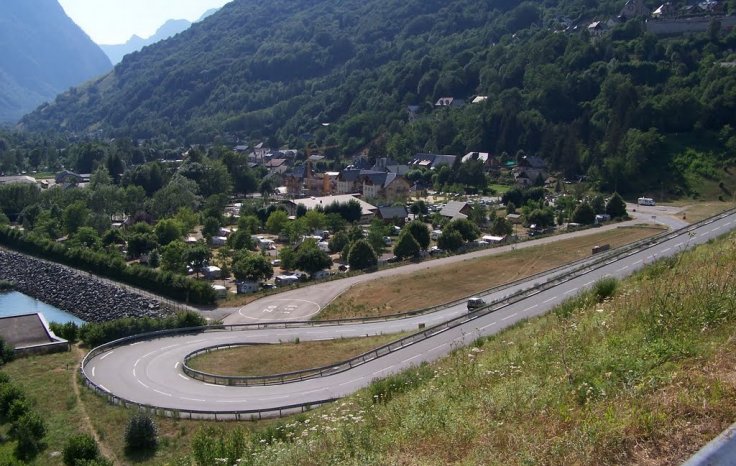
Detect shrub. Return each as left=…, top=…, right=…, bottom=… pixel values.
left=367, top=363, right=433, bottom=404
left=12, top=412, right=46, bottom=460
left=593, top=277, right=618, bottom=302
left=63, top=434, right=100, bottom=466
left=49, top=322, right=80, bottom=343
left=79, top=311, right=207, bottom=348
left=125, top=413, right=158, bottom=452
left=0, top=336, right=14, bottom=365
left=0, top=383, right=25, bottom=417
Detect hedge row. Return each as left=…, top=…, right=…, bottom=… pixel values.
left=79, top=310, right=208, bottom=348
left=0, top=226, right=215, bottom=305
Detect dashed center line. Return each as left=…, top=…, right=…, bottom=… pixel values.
left=178, top=374, right=189, bottom=381
left=523, top=304, right=538, bottom=313
left=152, top=389, right=171, bottom=397
left=564, top=287, right=579, bottom=295
left=100, top=351, right=114, bottom=360
left=501, top=312, right=518, bottom=321
left=430, top=343, right=448, bottom=352
left=339, top=377, right=365, bottom=387
left=662, top=247, right=671, bottom=253
left=543, top=296, right=557, bottom=304
left=373, top=365, right=394, bottom=376
left=616, top=265, right=628, bottom=272
left=480, top=321, right=497, bottom=330
left=402, top=354, right=423, bottom=364
left=91, top=367, right=95, bottom=377
left=137, top=380, right=149, bottom=389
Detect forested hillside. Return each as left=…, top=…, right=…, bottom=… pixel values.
left=19, top=0, right=736, bottom=194
left=0, top=0, right=111, bottom=122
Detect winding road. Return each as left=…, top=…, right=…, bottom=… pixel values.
left=83, top=207, right=735, bottom=418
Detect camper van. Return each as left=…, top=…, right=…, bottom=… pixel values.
left=637, top=197, right=656, bottom=206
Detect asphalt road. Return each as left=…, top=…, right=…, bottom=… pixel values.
left=85, top=208, right=735, bottom=415
left=217, top=203, right=686, bottom=324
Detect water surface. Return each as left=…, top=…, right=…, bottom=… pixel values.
left=0, top=291, right=85, bottom=325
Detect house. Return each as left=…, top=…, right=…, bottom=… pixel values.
left=336, top=169, right=366, bottom=194
left=361, top=172, right=411, bottom=200
left=440, top=201, right=473, bottom=221
left=462, top=152, right=499, bottom=171
left=264, top=158, right=289, bottom=173
left=410, top=153, right=457, bottom=170
left=435, top=97, right=465, bottom=108
left=620, top=0, right=651, bottom=19
left=233, top=144, right=249, bottom=153
left=587, top=21, right=608, bottom=37
left=284, top=194, right=377, bottom=223
left=652, top=2, right=676, bottom=18
left=482, top=235, right=507, bottom=244
left=55, top=170, right=90, bottom=185
left=471, top=96, right=488, bottom=104
left=371, top=157, right=411, bottom=176
left=506, top=213, right=522, bottom=224
left=0, top=175, right=38, bottom=185
left=377, top=206, right=409, bottom=226
left=275, top=275, right=300, bottom=286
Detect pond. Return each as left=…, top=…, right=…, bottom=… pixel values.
left=0, top=291, right=85, bottom=325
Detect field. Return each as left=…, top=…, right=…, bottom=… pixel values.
left=317, top=226, right=664, bottom=320
left=188, top=333, right=407, bottom=377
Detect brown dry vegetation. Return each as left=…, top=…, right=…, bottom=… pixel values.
left=189, top=231, right=736, bottom=465
left=318, top=226, right=664, bottom=320
left=187, top=333, right=407, bottom=377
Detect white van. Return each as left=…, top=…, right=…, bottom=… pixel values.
left=637, top=197, right=656, bottom=206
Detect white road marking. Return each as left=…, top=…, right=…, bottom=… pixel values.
left=152, top=389, right=171, bottom=397
left=616, top=266, right=628, bottom=272
left=175, top=362, right=180, bottom=369
left=204, top=383, right=226, bottom=388
left=178, top=374, right=189, bottom=381
left=543, top=297, right=557, bottom=304
left=583, top=281, right=594, bottom=287
left=430, top=343, right=447, bottom=352
left=303, top=389, right=324, bottom=395
left=633, top=260, right=642, bottom=265
left=137, top=380, right=149, bottom=389
left=675, top=242, right=683, bottom=248
left=100, top=351, right=114, bottom=360
left=523, top=304, right=538, bottom=312
left=662, top=247, right=671, bottom=253
left=216, top=399, right=247, bottom=403
left=480, top=321, right=497, bottom=330
left=564, top=287, right=579, bottom=295
left=134, top=359, right=140, bottom=368
left=142, top=351, right=157, bottom=359
left=339, top=377, right=365, bottom=387
left=373, top=365, right=394, bottom=376
left=99, top=385, right=110, bottom=393
left=161, top=344, right=179, bottom=350
left=402, top=354, right=423, bottom=364
left=180, top=397, right=205, bottom=402
left=501, top=312, right=518, bottom=321
left=132, top=368, right=136, bottom=377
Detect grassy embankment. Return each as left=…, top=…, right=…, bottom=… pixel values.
left=182, top=231, right=736, bottom=465
left=318, top=225, right=663, bottom=320
left=187, top=333, right=408, bottom=377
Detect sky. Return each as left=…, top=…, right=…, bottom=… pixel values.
left=57, top=0, right=233, bottom=45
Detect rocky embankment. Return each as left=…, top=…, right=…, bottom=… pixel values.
left=0, top=250, right=171, bottom=322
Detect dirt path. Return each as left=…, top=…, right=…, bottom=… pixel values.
left=71, top=345, right=119, bottom=464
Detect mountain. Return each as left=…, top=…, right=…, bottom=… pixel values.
left=100, top=9, right=221, bottom=66
left=18, top=0, right=736, bottom=195
left=100, top=19, right=193, bottom=65
left=0, top=0, right=112, bottom=123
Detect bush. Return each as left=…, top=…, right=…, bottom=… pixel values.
left=593, top=277, right=618, bottom=302
left=12, top=412, right=46, bottom=460
left=125, top=413, right=158, bottom=452
left=0, top=336, right=14, bottom=365
left=0, top=383, right=25, bottom=417
left=79, top=311, right=207, bottom=348
left=49, top=322, right=80, bottom=343
left=63, top=434, right=100, bottom=466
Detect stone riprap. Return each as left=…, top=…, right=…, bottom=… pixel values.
left=0, top=250, right=171, bottom=322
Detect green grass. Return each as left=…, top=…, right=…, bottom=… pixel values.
left=178, top=231, right=736, bottom=465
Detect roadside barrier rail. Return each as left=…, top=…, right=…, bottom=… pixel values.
left=80, top=208, right=736, bottom=418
